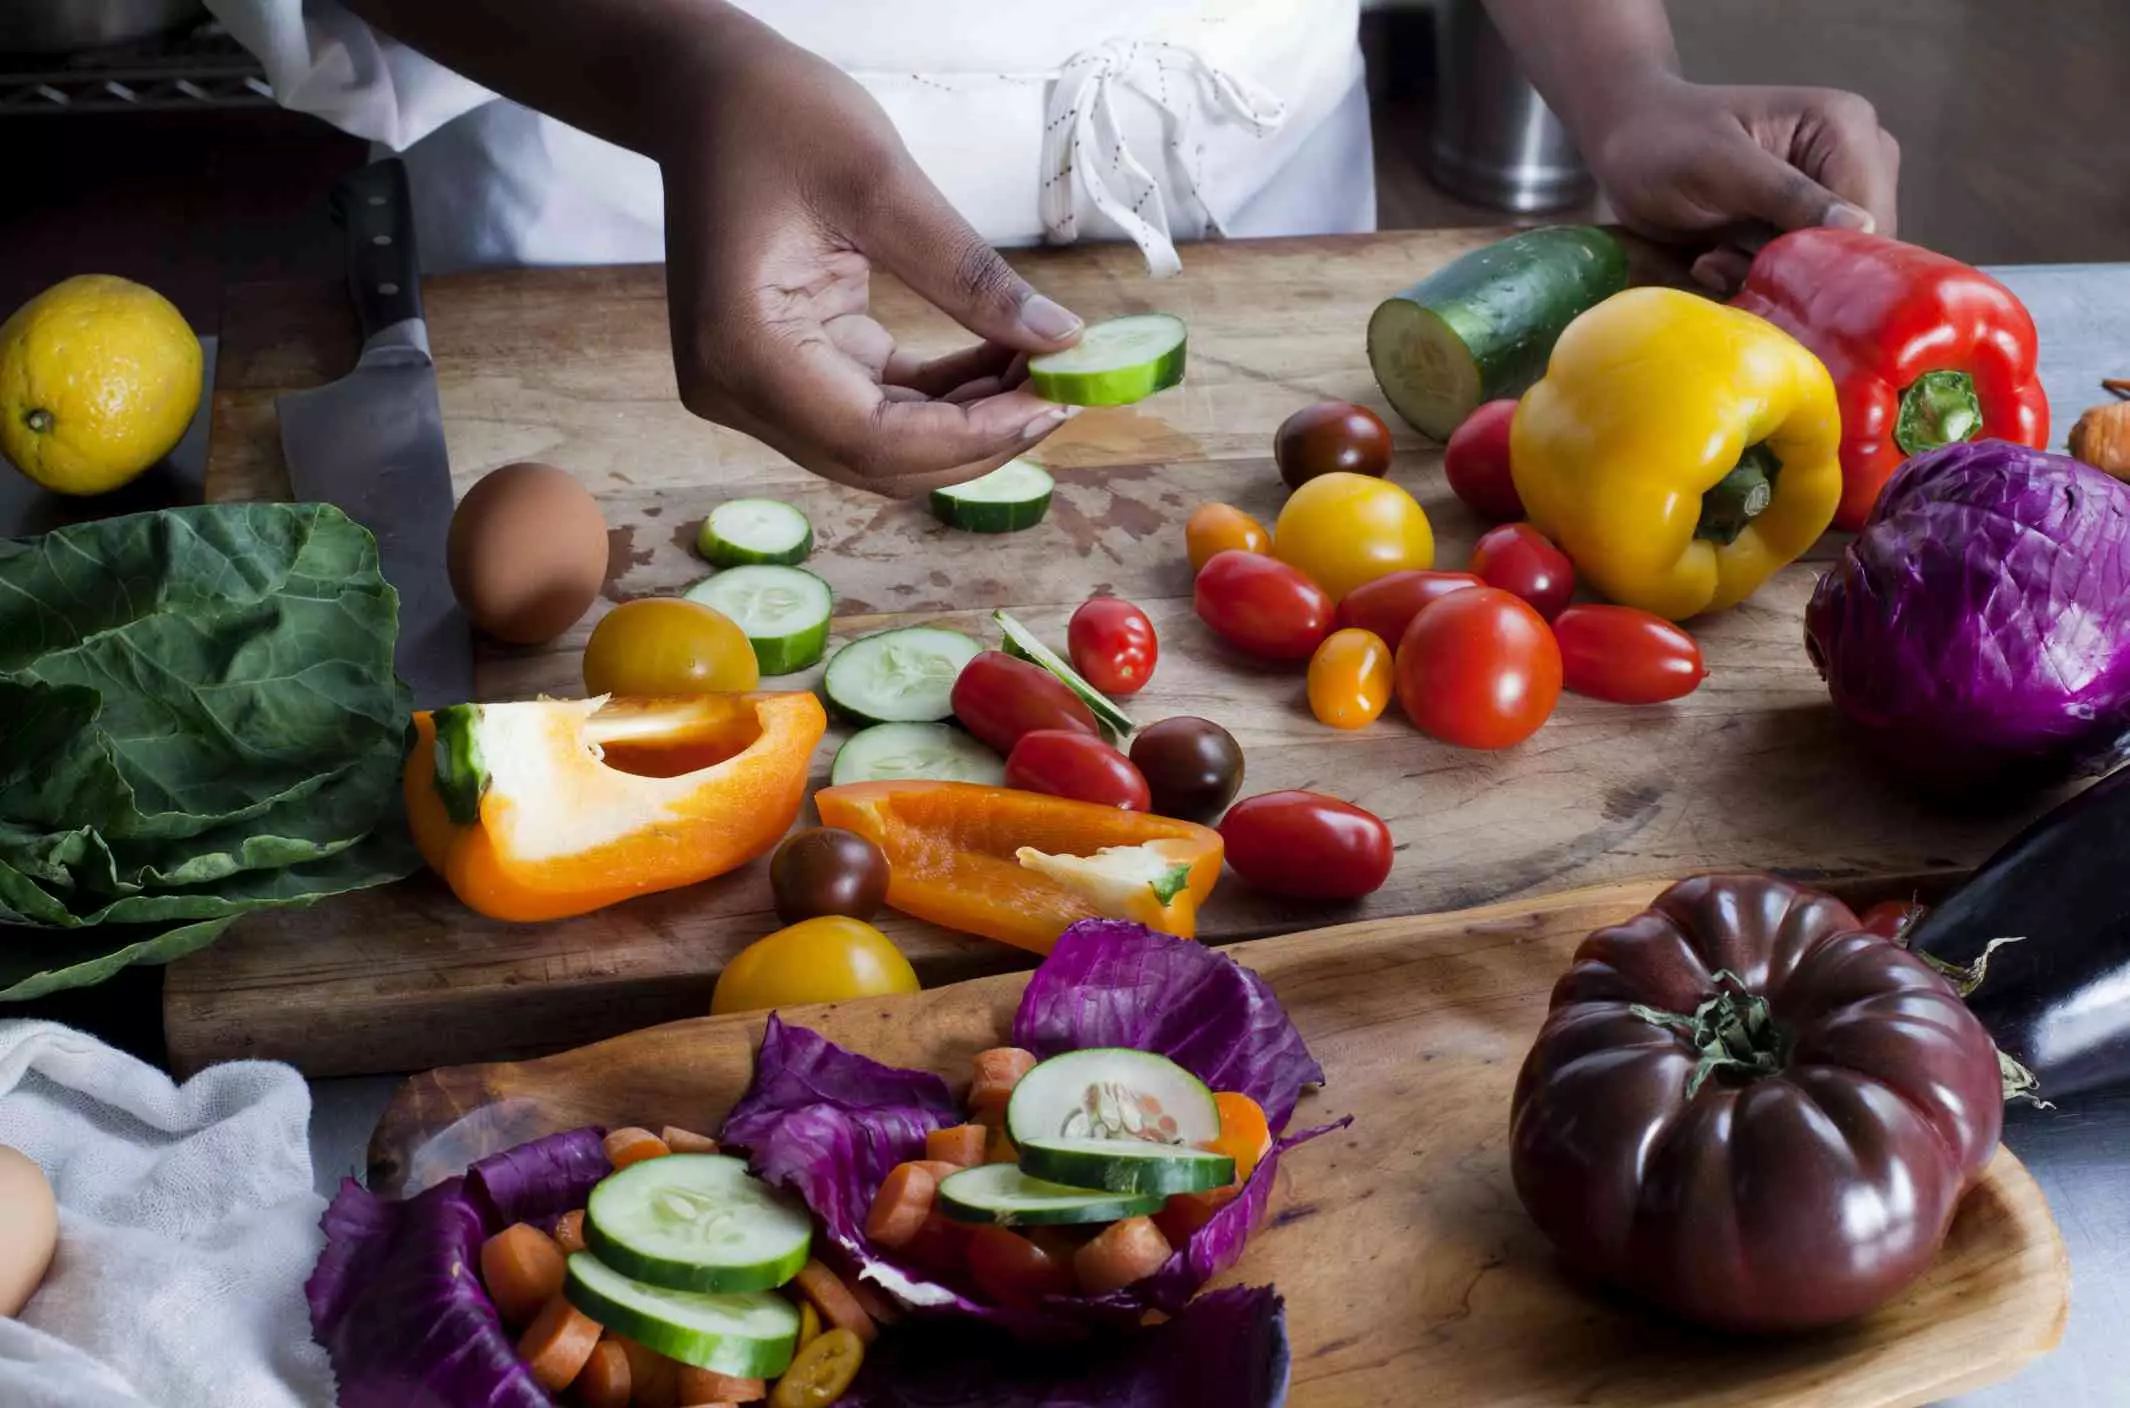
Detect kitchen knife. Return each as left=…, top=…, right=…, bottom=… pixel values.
left=276, top=157, right=473, bottom=710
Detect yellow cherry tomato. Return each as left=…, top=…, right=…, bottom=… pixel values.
left=1306, top=628, right=1394, bottom=730
left=770, top=1326, right=865, bottom=1408
left=711, top=916, right=919, bottom=1015
left=582, top=597, right=758, bottom=697
left=1273, top=471, right=1433, bottom=602
left=1184, top=502, right=1271, bottom=574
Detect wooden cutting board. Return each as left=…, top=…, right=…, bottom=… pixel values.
left=369, top=877, right=2069, bottom=1407
left=167, top=230, right=2062, bottom=1077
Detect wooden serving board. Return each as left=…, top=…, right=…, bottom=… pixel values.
left=167, top=231, right=2063, bottom=1076
left=370, top=877, right=2069, bottom=1407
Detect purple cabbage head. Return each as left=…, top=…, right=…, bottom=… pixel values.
left=1805, top=438, right=2130, bottom=793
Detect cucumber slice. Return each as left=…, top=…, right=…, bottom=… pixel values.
left=821, top=626, right=982, bottom=726
left=994, top=610, right=1134, bottom=741
left=1017, top=1137, right=1235, bottom=1196
left=1027, top=314, right=1188, bottom=406
left=696, top=499, right=814, bottom=567
left=1006, top=1048, right=1221, bottom=1151
left=929, top=458, right=1055, bottom=534
left=1367, top=226, right=1627, bottom=441
left=684, top=566, right=834, bottom=675
left=935, top=1162, right=1164, bottom=1227
left=584, top=1153, right=813, bottom=1294
left=564, top=1253, right=800, bottom=1378
left=830, top=722, right=1006, bottom=787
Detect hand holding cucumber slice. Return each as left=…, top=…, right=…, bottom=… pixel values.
left=1028, top=314, right=1188, bottom=406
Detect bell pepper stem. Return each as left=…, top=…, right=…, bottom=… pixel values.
left=1696, top=444, right=1781, bottom=546
left=1894, top=370, right=1983, bottom=456
left=431, top=704, right=489, bottom=825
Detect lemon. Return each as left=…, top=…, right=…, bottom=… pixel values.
left=0, top=275, right=203, bottom=497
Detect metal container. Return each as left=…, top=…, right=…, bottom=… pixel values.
left=0, top=0, right=207, bottom=55
left=1426, top=0, right=1595, bottom=214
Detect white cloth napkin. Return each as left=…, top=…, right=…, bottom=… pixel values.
left=0, top=1021, right=334, bottom=1408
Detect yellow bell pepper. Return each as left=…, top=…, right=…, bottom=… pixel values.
left=1509, top=287, right=1842, bottom=620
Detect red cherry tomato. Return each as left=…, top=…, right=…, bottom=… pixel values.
left=1859, top=899, right=1928, bottom=943
left=1443, top=399, right=1523, bottom=521
left=1334, top=570, right=1484, bottom=648
left=1004, top=729, right=1151, bottom=810
left=965, top=1225, right=1078, bottom=1305
left=1193, top=550, right=1333, bottom=662
left=950, top=650, right=1097, bottom=755
left=1553, top=605, right=1707, bottom=703
left=1468, top=522, right=1574, bottom=621
left=1218, top=790, right=1394, bottom=900
left=1067, top=596, right=1158, bottom=696
left=1394, top=587, right=1561, bottom=749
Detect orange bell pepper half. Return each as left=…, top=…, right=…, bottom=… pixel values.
left=404, top=693, right=826, bottom=922
left=812, top=781, right=1222, bottom=954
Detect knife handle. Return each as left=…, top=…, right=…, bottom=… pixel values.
left=330, top=158, right=425, bottom=343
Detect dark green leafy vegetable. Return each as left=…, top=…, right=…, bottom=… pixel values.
left=0, top=504, right=417, bottom=999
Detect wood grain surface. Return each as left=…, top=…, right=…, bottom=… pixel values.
left=166, top=231, right=2062, bottom=1076
left=369, top=876, right=2068, bottom=1408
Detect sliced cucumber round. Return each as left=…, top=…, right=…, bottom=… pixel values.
left=1027, top=314, right=1187, bottom=406
left=697, top=499, right=814, bottom=567
left=830, top=722, right=1005, bottom=787
left=821, top=626, right=982, bottom=726
left=684, top=566, right=834, bottom=676
left=1018, top=1137, right=1235, bottom=1196
left=936, top=1161, right=1164, bottom=1227
left=564, top=1252, right=799, bottom=1378
left=584, top=1153, right=813, bottom=1294
left=994, top=609, right=1134, bottom=741
left=1007, top=1048, right=1221, bottom=1150
left=930, top=458, right=1055, bottom=533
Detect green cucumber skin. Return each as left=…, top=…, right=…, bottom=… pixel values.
left=935, top=1165, right=1164, bottom=1227
left=562, top=1258, right=798, bottom=1378
left=1369, top=226, right=1627, bottom=439
left=1027, top=342, right=1187, bottom=407
left=993, top=611, right=1135, bottom=741
left=702, top=529, right=812, bottom=569
left=819, top=628, right=981, bottom=727
left=583, top=1216, right=809, bottom=1296
left=1016, top=1139, right=1236, bottom=1197
left=929, top=488, right=1054, bottom=534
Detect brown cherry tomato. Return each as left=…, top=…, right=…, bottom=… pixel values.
left=965, top=1225, right=1078, bottom=1305
left=770, top=1327, right=865, bottom=1408
left=770, top=827, right=890, bottom=925
left=1184, top=503, right=1270, bottom=574
left=1274, top=401, right=1394, bottom=489
left=1443, top=398, right=1524, bottom=521
left=1859, top=899, right=1928, bottom=943
left=1468, top=522, right=1575, bottom=621
left=1218, top=790, right=1394, bottom=900
left=1307, top=628, right=1394, bottom=730
left=1334, top=569, right=1484, bottom=647
left=1128, top=716, right=1245, bottom=822
left=1067, top=596, right=1158, bottom=696
left=1553, top=605, right=1707, bottom=703
left=950, top=650, right=1098, bottom=755
left=1004, top=730, right=1151, bottom=810
left=1193, top=550, right=1333, bottom=661
left=1395, top=586, right=1561, bottom=749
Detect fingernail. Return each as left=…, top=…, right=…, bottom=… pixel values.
left=1018, top=294, right=1082, bottom=342
left=1022, top=405, right=1081, bottom=439
left=1823, top=202, right=1875, bottom=233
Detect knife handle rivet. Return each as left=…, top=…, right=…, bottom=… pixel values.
left=379, top=283, right=401, bottom=296
left=372, top=234, right=394, bottom=247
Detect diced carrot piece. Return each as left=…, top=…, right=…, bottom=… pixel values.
left=862, top=1162, right=937, bottom=1249
left=1072, top=1216, right=1173, bottom=1297
left=576, top=1339, right=632, bottom=1408
left=516, top=1295, right=603, bottom=1392
left=553, top=1208, right=587, bottom=1255
left=984, top=1124, right=1017, bottom=1165
left=792, top=1259, right=877, bottom=1344
left=908, top=1159, right=962, bottom=1185
left=612, top=1335, right=678, bottom=1408
left=660, top=1126, right=720, bottom=1155
left=1208, top=1092, right=1273, bottom=1183
left=1152, top=1184, right=1241, bottom=1248
left=674, top=1365, right=765, bottom=1402
left=969, top=1047, right=1036, bottom=1112
left=478, top=1223, right=566, bottom=1326
left=924, top=1124, right=988, bottom=1169
left=970, top=1101, right=1006, bottom=1130
left=603, top=1127, right=672, bottom=1170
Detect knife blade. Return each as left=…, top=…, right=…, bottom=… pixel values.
left=276, top=157, right=473, bottom=710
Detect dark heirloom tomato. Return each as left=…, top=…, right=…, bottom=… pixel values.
left=1510, top=874, right=2003, bottom=1333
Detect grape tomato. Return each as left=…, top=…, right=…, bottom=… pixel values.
left=1468, top=522, right=1574, bottom=621
left=1184, top=503, right=1270, bottom=574
left=1335, top=570, right=1484, bottom=648
left=1554, top=605, right=1707, bottom=703
left=1067, top=597, right=1158, bottom=696
left=1307, top=629, right=1394, bottom=730
left=1193, top=550, right=1333, bottom=661
left=1443, top=398, right=1524, bottom=521
left=1218, top=790, right=1393, bottom=900
left=1004, top=730, right=1151, bottom=810
left=950, top=650, right=1098, bottom=755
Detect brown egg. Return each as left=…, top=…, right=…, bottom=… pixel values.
left=0, top=1145, right=57, bottom=1316
left=447, top=461, right=609, bottom=644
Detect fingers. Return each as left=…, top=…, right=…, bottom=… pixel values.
left=1711, top=136, right=1866, bottom=236
left=883, top=342, right=1020, bottom=399
left=1796, top=92, right=1900, bottom=237
left=1691, top=247, right=1756, bottom=294
left=855, top=158, right=1084, bottom=354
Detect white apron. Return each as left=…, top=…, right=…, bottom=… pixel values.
left=203, top=0, right=1375, bottom=276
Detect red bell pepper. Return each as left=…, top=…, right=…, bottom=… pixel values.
left=1733, top=228, right=2048, bottom=531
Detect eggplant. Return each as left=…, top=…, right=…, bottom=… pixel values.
left=1908, top=765, right=2130, bottom=1100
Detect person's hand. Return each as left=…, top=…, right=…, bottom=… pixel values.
left=658, top=14, right=1083, bottom=496
left=1580, top=76, right=1901, bottom=291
